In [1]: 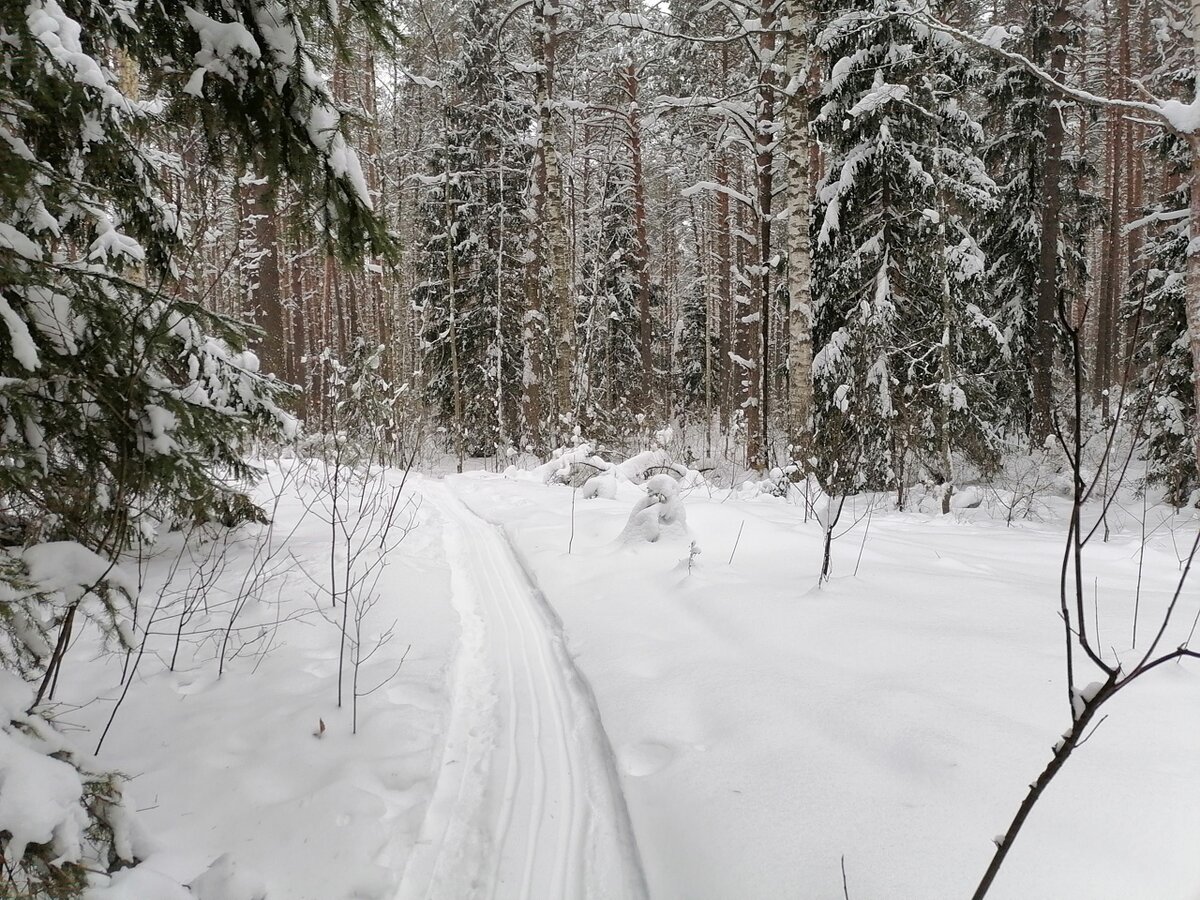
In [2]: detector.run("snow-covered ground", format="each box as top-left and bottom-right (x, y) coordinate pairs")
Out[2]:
(59, 460), (458, 899)
(454, 467), (1200, 900)
(53, 457), (1200, 898)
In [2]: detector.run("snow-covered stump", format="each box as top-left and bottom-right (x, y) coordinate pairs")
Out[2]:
(620, 474), (689, 544)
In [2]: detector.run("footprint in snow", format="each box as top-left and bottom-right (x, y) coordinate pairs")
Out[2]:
(618, 740), (677, 777)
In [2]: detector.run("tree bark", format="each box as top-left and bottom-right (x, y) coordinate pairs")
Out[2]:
(1188, 0), (1200, 478)
(783, 0), (814, 464)
(716, 145), (733, 428)
(748, 0), (777, 469)
(241, 174), (285, 381)
(533, 0), (575, 439)
(625, 58), (655, 411)
(1030, 1), (1070, 444)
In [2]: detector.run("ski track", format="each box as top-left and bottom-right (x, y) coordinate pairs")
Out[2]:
(396, 480), (648, 900)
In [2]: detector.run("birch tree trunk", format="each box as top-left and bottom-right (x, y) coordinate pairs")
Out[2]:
(533, 0), (575, 439)
(522, 153), (546, 452)
(625, 58), (655, 411)
(783, 0), (814, 464)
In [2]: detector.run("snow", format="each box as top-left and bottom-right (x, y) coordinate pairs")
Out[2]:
(0, 294), (39, 370)
(27, 0), (129, 109)
(39, 458), (1200, 898)
(22, 541), (137, 601)
(55, 461), (457, 899)
(399, 484), (646, 898)
(1156, 97), (1200, 134)
(450, 469), (1200, 899)
(188, 853), (267, 900)
(0, 698), (90, 865)
(620, 474), (690, 544)
(848, 82), (909, 118)
(0, 222), (42, 260)
(183, 7), (262, 96)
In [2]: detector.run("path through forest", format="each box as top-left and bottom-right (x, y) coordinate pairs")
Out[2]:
(396, 480), (648, 900)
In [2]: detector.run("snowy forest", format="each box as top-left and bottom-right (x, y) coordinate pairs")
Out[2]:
(4, 0), (1200, 898)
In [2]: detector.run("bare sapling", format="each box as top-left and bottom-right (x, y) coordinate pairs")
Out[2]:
(296, 426), (420, 717)
(971, 255), (1194, 899)
(348, 588), (410, 735)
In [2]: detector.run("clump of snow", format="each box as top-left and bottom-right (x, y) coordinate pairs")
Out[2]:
(85, 863), (194, 900)
(530, 443), (603, 485)
(580, 471), (618, 500)
(616, 449), (686, 484)
(0, 711), (89, 866)
(21, 541), (136, 601)
(621, 474), (689, 544)
(1071, 681), (1106, 719)
(0, 294), (39, 371)
(0, 671), (180, 896)
(189, 853), (266, 900)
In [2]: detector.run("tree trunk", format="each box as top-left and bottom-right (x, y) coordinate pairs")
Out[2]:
(783, 0), (814, 464)
(1186, 0), (1200, 480)
(748, 0), (777, 469)
(716, 147), (733, 428)
(445, 155), (465, 473)
(533, 0), (574, 440)
(522, 150), (546, 452)
(1030, 1), (1070, 444)
(244, 176), (285, 381)
(626, 58), (655, 412)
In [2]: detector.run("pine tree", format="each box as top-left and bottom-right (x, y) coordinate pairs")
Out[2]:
(811, 1), (1002, 499)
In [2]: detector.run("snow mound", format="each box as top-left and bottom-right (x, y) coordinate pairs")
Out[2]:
(517, 443), (702, 501)
(621, 474), (690, 544)
(189, 853), (266, 900)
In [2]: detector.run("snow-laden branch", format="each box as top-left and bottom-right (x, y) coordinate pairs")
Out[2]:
(681, 180), (756, 209)
(908, 9), (1195, 134)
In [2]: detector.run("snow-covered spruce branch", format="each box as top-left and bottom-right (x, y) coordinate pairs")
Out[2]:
(906, 7), (1186, 133)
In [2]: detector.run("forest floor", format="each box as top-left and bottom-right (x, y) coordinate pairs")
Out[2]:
(62, 457), (1200, 899)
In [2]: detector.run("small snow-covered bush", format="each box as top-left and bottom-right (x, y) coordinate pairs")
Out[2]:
(620, 474), (689, 544)
(0, 673), (154, 898)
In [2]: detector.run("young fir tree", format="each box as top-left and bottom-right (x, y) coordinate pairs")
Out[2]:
(1, 0), (390, 891)
(979, 1), (1101, 438)
(1126, 136), (1194, 503)
(811, 1), (1003, 501)
(578, 160), (643, 436)
(414, 0), (529, 458)
(1124, 15), (1196, 503)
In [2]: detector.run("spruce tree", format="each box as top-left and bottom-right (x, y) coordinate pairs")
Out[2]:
(577, 164), (643, 436)
(414, 0), (529, 458)
(811, 1), (1002, 499)
(1, 0), (391, 890)
(979, 2), (1101, 438)
(1124, 17), (1195, 503)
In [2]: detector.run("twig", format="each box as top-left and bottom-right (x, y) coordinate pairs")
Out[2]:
(728, 520), (746, 565)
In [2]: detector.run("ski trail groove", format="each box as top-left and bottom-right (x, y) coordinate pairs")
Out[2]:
(397, 481), (648, 900)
